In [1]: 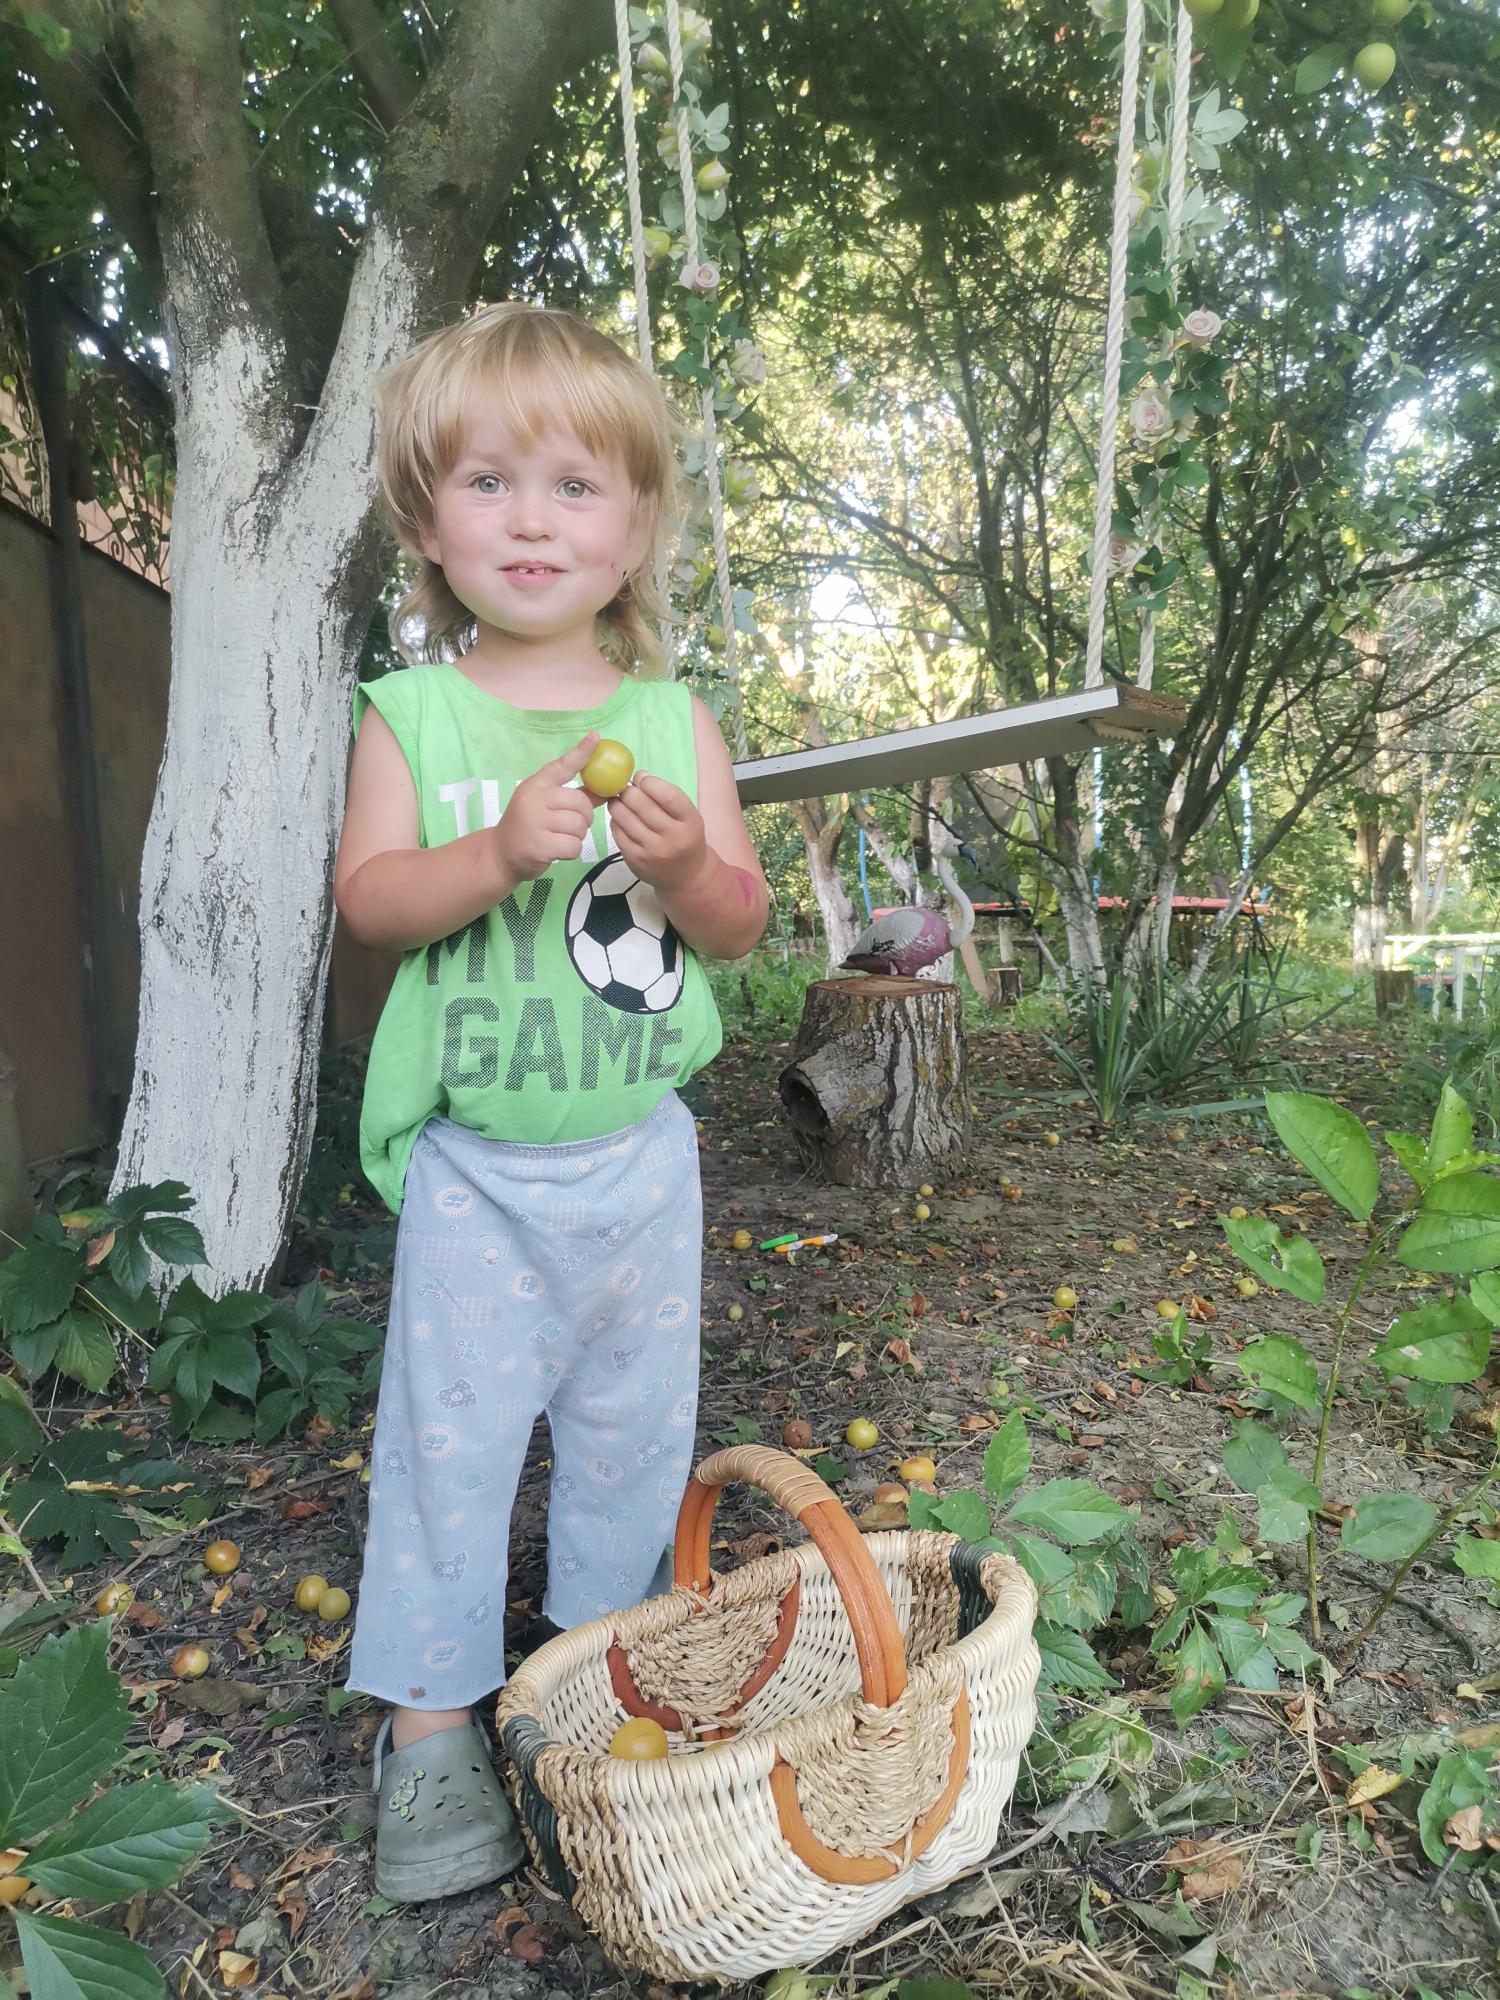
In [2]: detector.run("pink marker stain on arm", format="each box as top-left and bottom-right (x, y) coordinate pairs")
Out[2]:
(730, 865), (761, 908)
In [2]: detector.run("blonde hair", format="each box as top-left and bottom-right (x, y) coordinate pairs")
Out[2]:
(375, 302), (685, 672)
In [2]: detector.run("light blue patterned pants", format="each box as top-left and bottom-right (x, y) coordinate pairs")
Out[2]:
(345, 1091), (702, 1710)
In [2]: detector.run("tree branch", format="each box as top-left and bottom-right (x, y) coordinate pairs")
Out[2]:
(0, 0), (160, 284)
(122, 0), (290, 432)
(324, 0), (416, 133)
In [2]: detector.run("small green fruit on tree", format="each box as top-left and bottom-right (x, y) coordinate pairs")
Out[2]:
(1217, 0), (1259, 27)
(1371, 0), (1412, 22)
(1353, 41), (1397, 88)
(1182, 0), (1225, 16)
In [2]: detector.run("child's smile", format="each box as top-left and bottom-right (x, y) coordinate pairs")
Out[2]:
(420, 414), (645, 657)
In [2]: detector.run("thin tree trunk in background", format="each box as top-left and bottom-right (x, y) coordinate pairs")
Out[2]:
(0, 1041), (32, 1257)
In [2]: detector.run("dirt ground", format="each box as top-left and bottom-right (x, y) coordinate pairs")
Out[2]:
(8, 1018), (1500, 2000)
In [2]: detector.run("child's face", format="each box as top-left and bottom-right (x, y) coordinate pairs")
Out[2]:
(421, 411), (646, 647)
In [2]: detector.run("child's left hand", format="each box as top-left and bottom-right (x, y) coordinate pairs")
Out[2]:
(605, 772), (709, 892)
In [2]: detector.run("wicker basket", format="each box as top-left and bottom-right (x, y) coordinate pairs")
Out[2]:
(495, 1445), (1040, 1983)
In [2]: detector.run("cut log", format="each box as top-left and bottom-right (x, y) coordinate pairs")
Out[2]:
(777, 976), (970, 1187)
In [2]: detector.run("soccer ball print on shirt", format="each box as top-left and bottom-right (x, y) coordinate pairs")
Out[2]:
(565, 855), (685, 1014)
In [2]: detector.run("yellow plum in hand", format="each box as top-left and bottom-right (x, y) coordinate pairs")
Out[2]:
(581, 739), (635, 797)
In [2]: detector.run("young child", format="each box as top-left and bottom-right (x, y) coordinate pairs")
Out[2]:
(334, 303), (768, 1903)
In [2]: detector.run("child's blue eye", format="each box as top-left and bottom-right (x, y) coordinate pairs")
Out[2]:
(560, 478), (592, 499)
(473, 474), (503, 494)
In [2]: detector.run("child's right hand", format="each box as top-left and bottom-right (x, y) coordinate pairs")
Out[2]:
(492, 732), (605, 884)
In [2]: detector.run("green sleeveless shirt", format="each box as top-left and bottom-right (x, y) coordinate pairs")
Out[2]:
(351, 663), (723, 1215)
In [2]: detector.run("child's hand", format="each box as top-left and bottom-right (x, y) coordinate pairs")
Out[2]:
(493, 732), (603, 884)
(608, 772), (710, 892)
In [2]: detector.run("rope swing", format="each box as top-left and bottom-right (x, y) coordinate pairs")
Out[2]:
(612, 0), (748, 759)
(1086, 0), (1196, 696)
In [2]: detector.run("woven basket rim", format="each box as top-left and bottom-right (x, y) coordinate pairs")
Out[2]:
(495, 1530), (1037, 1792)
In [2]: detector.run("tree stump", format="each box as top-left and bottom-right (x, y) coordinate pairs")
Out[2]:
(777, 976), (970, 1187)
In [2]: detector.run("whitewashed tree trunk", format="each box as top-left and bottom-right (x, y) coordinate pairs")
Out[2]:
(94, 0), (609, 1295)
(801, 819), (862, 973)
(112, 222), (420, 1291)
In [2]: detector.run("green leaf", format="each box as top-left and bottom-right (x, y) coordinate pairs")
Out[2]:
(1257, 1463), (1322, 1545)
(1009, 1479), (1129, 1545)
(1221, 1216), (1325, 1303)
(202, 1331), (261, 1401)
(982, 1411), (1030, 1509)
(1048, 1548), (1117, 1633)
(8, 1314), (68, 1380)
(0, 1374), (45, 1464)
(1264, 1090), (1380, 1222)
(1385, 1130), (1430, 1191)
(1470, 1272), (1500, 1326)
(19, 11), (73, 61)
(1339, 1492), (1438, 1564)
(1005, 1531), (1076, 1595)
(24, 1779), (224, 1899)
(105, 1231), (152, 1298)
(136, 1216), (207, 1267)
(0, 1243), (82, 1334)
(1395, 1172), (1500, 1275)
(52, 1310), (118, 1393)
(1171, 1625), (1225, 1726)
(6, 1430), (191, 1571)
(1034, 1620), (1115, 1690)
(1238, 1335), (1320, 1410)
(932, 1489), (991, 1542)
(1207, 1615), (1279, 1692)
(1428, 1081), (1474, 1175)
(1452, 1536), (1500, 1583)
(1293, 44), (1343, 93)
(1221, 1418), (1289, 1493)
(1372, 1296), (1491, 1384)
(1416, 1749), (1495, 1867)
(13, 1911), (163, 2000)
(0, 1621), (129, 1846)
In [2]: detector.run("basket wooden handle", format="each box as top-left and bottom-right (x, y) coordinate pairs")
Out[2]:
(673, 1443), (908, 1707)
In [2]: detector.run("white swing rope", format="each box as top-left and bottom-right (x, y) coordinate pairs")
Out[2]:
(664, 0), (748, 758)
(611, 0), (748, 757)
(1084, 0), (1194, 695)
(613, 0), (654, 370)
(1138, 4), (1196, 692)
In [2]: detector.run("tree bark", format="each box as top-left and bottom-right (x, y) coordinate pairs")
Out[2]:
(1352, 820), (1406, 975)
(0, 1040), (32, 1257)
(1040, 756), (1104, 980)
(794, 807), (862, 973)
(102, 0), (616, 1293)
(778, 978), (970, 1187)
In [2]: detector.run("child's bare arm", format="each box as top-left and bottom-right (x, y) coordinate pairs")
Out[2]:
(606, 696), (768, 961)
(335, 711), (601, 954)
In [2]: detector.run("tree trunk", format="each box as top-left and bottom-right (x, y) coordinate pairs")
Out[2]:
(112, 538), (367, 1291)
(110, 216), (412, 1291)
(1042, 758), (1104, 980)
(794, 809), (861, 973)
(777, 977), (970, 1187)
(92, 0), (613, 1296)
(1352, 820), (1406, 975)
(0, 1040), (32, 1257)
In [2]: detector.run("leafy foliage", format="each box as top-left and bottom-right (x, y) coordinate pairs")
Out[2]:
(6, 1427), (196, 1571)
(0, 1621), (230, 2000)
(0, 1182), (204, 1394)
(147, 1277), (381, 1444)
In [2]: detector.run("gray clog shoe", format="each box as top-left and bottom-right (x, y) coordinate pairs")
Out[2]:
(371, 1710), (525, 1902)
